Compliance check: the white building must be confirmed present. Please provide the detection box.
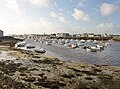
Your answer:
[56,33,70,38]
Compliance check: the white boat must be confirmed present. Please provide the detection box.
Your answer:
[86,48,91,52]
[80,39,85,43]
[64,44,71,48]
[52,40,58,43]
[96,44,104,49]
[85,47,98,52]
[71,44,78,49]
[93,40,98,44]
[86,40,93,42]
[80,45,86,49]
[45,42,52,45]
[39,41,44,43]
[34,48,46,53]
[26,44,35,49]
[65,40,70,44]
[16,41,26,47]
[90,46,101,52]
[59,41,65,45]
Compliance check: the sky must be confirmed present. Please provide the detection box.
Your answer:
[0,0,120,35]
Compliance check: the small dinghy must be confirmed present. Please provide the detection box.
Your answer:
[16,41,26,47]
[26,44,35,49]
[34,48,46,53]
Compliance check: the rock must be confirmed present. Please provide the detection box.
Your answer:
[0,61,21,75]
[61,74,75,79]
[18,66,28,72]
[32,55,40,58]
[32,57,63,65]
[85,77,93,80]
[34,80,66,89]
[28,68,38,71]
[41,69,50,72]
[22,77,36,82]
[20,73,26,76]
[38,73,45,77]
[0,74,29,89]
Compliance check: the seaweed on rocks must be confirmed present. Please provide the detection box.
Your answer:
[34,80,66,89]
[32,57,63,65]
[0,72,30,89]
[0,61,21,75]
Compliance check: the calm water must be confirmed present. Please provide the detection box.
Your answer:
[23,40,120,66]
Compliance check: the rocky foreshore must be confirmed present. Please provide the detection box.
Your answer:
[0,38,120,89]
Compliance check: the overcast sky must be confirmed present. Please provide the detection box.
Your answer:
[0,0,120,35]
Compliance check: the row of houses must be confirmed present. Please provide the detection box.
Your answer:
[12,33,112,40]
[50,33,111,38]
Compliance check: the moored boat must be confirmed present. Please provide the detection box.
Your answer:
[71,44,78,49]
[45,42,52,45]
[34,48,46,53]
[26,44,35,49]
[90,46,102,52]
[96,44,104,49]
[16,41,26,47]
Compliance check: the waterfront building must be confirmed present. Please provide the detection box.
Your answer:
[94,34,102,37]
[28,34,50,40]
[50,33,56,38]
[56,33,70,38]
[88,33,94,37]
[81,33,88,37]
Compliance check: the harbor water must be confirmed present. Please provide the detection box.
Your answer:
[18,39,120,66]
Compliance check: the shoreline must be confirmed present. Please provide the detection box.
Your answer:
[0,47,120,89]
[0,37,120,89]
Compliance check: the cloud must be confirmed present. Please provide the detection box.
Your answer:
[29,0,52,7]
[71,22,117,34]
[96,23,114,29]
[0,17,65,35]
[100,3,117,16]
[72,8,90,22]
[5,0,21,14]
[77,0,89,7]
[50,11,58,18]
[72,25,86,33]
[94,22,114,33]
[50,11,68,24]
[77,2,84,7]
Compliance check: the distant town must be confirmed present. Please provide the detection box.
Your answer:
[10,33,114,40]
[0,29,120,41]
